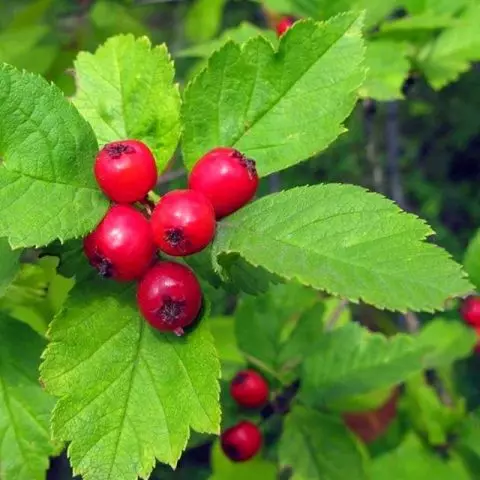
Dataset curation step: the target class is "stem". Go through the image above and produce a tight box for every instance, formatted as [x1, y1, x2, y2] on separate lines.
[268, 173, 281, 193]
[325, 298, 348, 331]
[385, 101, 406, 208]
[363, 99, 384, 193]
[243, 353, 288, 384]
[156, 168, 186, 185]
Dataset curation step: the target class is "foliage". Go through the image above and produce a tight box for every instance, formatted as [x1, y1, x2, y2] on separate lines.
[0, 0, 479, 479]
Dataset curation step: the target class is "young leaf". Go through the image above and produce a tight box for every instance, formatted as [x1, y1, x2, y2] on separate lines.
[74, 35, 181, 170]
[300, 323, 430, 407]
[0, 315, 56, 480]
[360, 40, 410, 101]
[208, 316, 246, 380]
[182, 14, 365, 176]
[279, 406, 369, 480]
[464, 228, 480, 291]
[417, 318, 476, 368]
[417, 4, 480, 89]
[0, 238, 21, 297]
[210, 439, 277, 480]
[234, 283, 319, 380]
[213, 184, 471, 312]
[178, 22, 275, 58]
[290, 0, 398, 27]
[41, 278, 220, 480]
[0, 64, 107, 248]
[372, 433, 470, 479]
[401, 374, 464, 446]
[185, 0, 227, 43]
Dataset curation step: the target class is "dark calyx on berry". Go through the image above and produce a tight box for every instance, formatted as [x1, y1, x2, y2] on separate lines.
[104, 142, 135, 159]
[164, 228, 190, 253]
[188, 147, 259, 219]
[137, 261, 202, 335]
[231, 371, 248, 385]
[231, 150, 257, 179]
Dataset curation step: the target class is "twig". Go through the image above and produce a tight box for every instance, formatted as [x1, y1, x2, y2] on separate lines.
[268, 173, 281, 193]
[325, 298, 348, 331]
[403, 311, 420, 333]
[385, 101, 406, 208]
[156, 168, 186, 185]
[363, 99, 384, 193]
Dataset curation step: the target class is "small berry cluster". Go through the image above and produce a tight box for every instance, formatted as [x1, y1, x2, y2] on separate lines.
[461, 296, 480, 352]
[220, 370, 269, 462]
[84, 140, 259, 336]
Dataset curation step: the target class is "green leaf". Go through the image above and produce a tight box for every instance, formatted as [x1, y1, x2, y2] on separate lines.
[401, 374, 464, 446]
[381, 14, 458, 32]
[0, 315, 56, 480]
[208, 316, 246, 380]
[182, 15, 365, 176]
[290, 0, 398, 27]
[372, 433, 470, 479]
[185, 0, 227, 43]
[234, 283, 319, 380]
[279, 406, 369, 480]
[417, 5, 480, 89]
[0, 64, 106, 248]
[41, 278, 220, 480]
[0, 256, 73, 335]
[178, 22, 276, 58]
[360, 40, 410, 100]
[213, 184, 471, 312]
[417, 318, 476, 368]
[300, 323, 430, 407]
[90, 1, 149, 39]
[0, 238, 21, 297]
[74, 35, 181, 170]
[210, 439, 276, 480]
[464, 228, 480, 291]
[457, 410, 480, 473]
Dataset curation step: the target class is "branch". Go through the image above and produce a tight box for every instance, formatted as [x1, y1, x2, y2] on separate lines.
[363, 99, 384, 193]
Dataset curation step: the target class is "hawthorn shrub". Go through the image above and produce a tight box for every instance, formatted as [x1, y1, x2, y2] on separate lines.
[1, 1, 480, 480]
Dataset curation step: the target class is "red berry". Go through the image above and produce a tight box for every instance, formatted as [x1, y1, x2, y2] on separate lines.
[137, 261, 202, 336]
[151, 190, 215, 256]
[94, 139, 157, 203]
[461, 296, 480, 327]
[84, 205, 155, 282]
[188, 147, 259, 219]
[230, 370, 269, 408]
[220, 421, 262, 462]
[276, 17, 294, 37]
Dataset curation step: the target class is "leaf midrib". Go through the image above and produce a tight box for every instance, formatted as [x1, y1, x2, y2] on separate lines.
[229, 15, 360, 148]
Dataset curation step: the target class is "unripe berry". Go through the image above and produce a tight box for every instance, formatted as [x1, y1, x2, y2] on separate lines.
[150, 190, 216, 256]
[461, 296, 480, 327]
[84, 205, 155, 282]
[94, 139, 157, 203]
[188, 147, 259, 219]
[276, 17, 294, 37]
[220, 421, 262, 462]
[137, 261, 202, 336]
[230, 370, 269, 408]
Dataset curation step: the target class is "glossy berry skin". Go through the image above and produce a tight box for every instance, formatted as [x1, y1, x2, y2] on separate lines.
[84, 205, 155, 282]
[188, 147, 259, 219]
[94, 139, 157, 203]
[461, 296, 480, 327]
[151, 190, 216, 256]
[230, 370, 269, 408]
[137, 261, 202, 336]
[220, 421, 262, 462]
[276, 17, 294, 37]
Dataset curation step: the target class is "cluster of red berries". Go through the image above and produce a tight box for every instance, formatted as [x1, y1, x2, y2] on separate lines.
[83, 140, 258, 335]
[461, 296, 480, 352]
[220, 370, 269, 462]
